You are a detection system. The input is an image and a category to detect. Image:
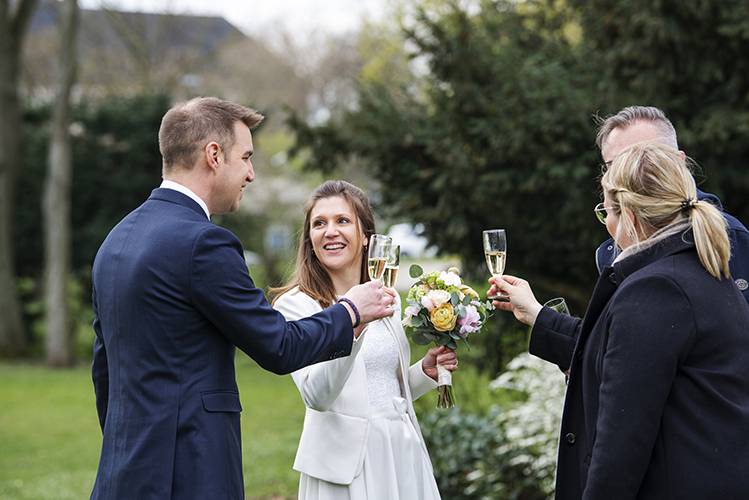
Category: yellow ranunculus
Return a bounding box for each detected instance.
[431,304,456,332]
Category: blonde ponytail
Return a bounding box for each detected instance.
[689,199,730,279]
[601,140,731,279]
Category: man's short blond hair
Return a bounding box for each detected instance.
[158,97,264,172]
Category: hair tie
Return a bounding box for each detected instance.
[680,198,697,213]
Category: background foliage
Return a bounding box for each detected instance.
[566,0,749,226]
[289,0,749,312]
[417,353,566,500]
[17,95,169,277]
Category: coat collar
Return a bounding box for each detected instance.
[579,226,696,351]
[613,223,694,284]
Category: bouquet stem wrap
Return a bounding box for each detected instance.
[436,364,455,408]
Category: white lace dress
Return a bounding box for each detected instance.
[298,318,442,500]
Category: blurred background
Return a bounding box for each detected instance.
[1,0,748,498]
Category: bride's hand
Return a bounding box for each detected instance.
[422,345,457,381]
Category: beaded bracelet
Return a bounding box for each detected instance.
[337,297,361,328]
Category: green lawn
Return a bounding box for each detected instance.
[0,336,499,500]
[0,355,306,500]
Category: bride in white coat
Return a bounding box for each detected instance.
[272,180,457,500]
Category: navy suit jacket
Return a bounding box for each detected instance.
[90,188,353,500]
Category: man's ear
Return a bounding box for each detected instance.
[205,142,221,172]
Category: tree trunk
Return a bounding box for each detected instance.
[0,0,38,358]
[44,0,78,367]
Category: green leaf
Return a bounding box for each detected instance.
[457,304,467,318]
[411,315,424,327]
[451,291,460,306]
[460,337,470,351]
[409,264,423,278]
[411,330,443,346]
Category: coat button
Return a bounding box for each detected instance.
[565,433,576,445]
[608,273,617,285]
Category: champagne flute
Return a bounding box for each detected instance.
[368,234,391,282]
[382,245,400,289]
[544,297,570,315]
[483,229,507,299]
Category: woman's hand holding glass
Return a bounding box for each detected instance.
[488,275,543,327]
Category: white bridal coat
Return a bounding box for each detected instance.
[274,288,440,498]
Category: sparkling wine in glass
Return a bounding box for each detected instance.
[382,245,400,288]
[368,234,391,282]
[483,229,507,299]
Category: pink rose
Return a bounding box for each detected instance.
[421,296,435,311]
[457,304,480,337]
[404,305,421,317]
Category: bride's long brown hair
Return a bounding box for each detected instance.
[271,181,376,308]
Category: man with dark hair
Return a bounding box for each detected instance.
[90,97,395,500]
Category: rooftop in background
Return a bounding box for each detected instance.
[76,0,388,41]
[31,0,245,56]
[23,0,308,112]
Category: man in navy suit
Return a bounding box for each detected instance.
[90,97,395,500]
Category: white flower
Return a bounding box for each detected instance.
[402,305,421,328]
[427,289,451,308]
[439,271,461,287]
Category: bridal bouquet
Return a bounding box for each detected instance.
[403,265,494,408]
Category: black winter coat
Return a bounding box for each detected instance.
[532,228,749,500]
